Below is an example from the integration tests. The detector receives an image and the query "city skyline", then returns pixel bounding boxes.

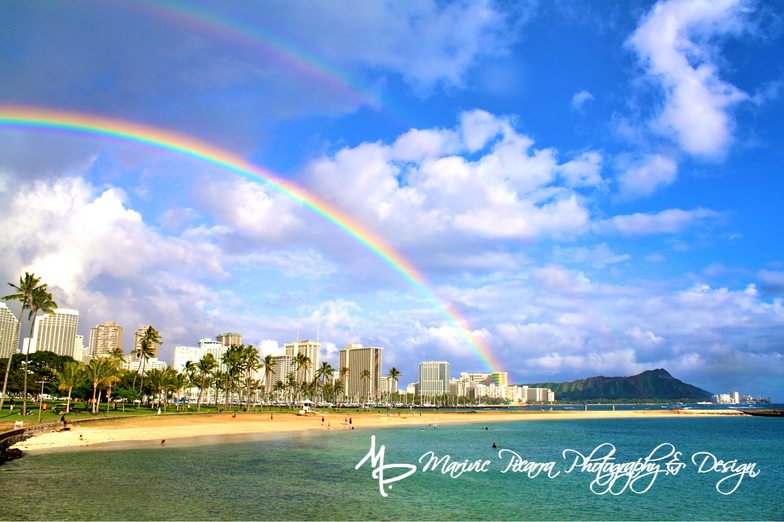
[1,1,783,397]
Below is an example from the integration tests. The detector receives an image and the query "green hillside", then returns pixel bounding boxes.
[523,368,713,402]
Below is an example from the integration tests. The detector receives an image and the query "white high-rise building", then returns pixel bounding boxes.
[339,344,383,400]
[0,303,21,359]
[284,340,320,382]
[73,335,85,362]
[173,346,202,373]
[419,361,450,396]
[31,309,79,357]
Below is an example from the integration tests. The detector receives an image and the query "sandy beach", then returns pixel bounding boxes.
[10,408,741,452]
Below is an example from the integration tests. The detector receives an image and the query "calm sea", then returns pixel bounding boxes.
[1,415,782,521]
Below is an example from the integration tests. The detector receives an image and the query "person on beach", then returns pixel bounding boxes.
[161,439,165,445]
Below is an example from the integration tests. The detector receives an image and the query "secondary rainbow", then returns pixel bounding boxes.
[0,105,503,373]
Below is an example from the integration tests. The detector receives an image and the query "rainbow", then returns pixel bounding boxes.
[138,0,379,107]
[0,105,503,373]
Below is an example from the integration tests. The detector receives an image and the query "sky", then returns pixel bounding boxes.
[1,0,783,398]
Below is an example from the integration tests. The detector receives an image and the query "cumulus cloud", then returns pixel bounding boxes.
[594,207,721,236]
[616,153,678,199]
[627,0,751,157]
[302,110,602,259]
[554,243,630,269]
[571,89,595,111]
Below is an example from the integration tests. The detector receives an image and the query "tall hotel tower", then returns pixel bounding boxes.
[30,309,79,357]
[0,303,21,359]
[88,321,124,357]
[284,339,320,382]
[419,361,450,396]
[339,344,383,400]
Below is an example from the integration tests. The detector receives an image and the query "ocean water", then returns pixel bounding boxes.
[1,416,782,521]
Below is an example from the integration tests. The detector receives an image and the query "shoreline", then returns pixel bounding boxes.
[10,408,743,453]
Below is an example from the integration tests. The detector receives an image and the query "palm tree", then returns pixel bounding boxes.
[333,380,344,403]
[222,345,243,410]
[1,273,50,412]
[261,354,276,401]
[315,362,335,404]
[147,367,176,412]
[172,371,189,411]
[85,357,119,414]
[360,369,371,402]
[386,367,402,404]
[292,353,311,403]
[272,380,285,402]
[339,366,350,402]
[240,345,260,410]
[133,326,163,399]
[16,286,57,415]
[195,353,217,412]
[285,372,298,405]
[55,360,85,413]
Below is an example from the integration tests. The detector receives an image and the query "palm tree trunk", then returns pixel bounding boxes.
[21,319,36,416]
[91,383,98,414]
[138,358,147,402]
[105,385,112,416]
[197,376,205,412]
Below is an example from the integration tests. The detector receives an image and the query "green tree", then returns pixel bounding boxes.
[18,286,57,415]
[386,367,402,404]
[55,360,85,413]
[339,366,350,402]
[147,367,176,412]
[1,273,51,411]
[132,325,163,398]
[85,357,120,414]
[221,345,243,409]
[195,353,217,412]
[240,345,260,410]
[261,354,276,401]
[292,353,311,403]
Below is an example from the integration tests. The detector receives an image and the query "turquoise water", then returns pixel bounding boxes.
[1,416,782,521]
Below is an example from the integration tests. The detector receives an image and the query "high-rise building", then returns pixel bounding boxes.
[419,361,450,396]
[269,355,294,390]
[489,372,508,387]
[173,346,201,373]
[216,332,242,347]
[88,321,124,357]
[73,335,85,362]
[0,303,21,359]
[339,344,382,400]
[31,309,79,357]
[199,338,228,371]
[132,325,159,361]
[284,340,320,382]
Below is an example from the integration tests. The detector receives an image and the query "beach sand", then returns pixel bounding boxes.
[10,408,741,452]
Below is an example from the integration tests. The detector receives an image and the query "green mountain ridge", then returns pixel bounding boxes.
[522,368,713,402]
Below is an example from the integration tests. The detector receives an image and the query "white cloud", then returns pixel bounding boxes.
[627,0,751,157]
[303,110,600,262]
[571,89,595,111]
[595,207,721,236]
[616,153,678,199]
[559,151,604,188]
[555,243,630,269]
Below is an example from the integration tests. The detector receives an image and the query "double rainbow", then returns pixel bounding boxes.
[0,105,503,373]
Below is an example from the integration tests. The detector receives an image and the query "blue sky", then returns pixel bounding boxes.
[1,0,783,397]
